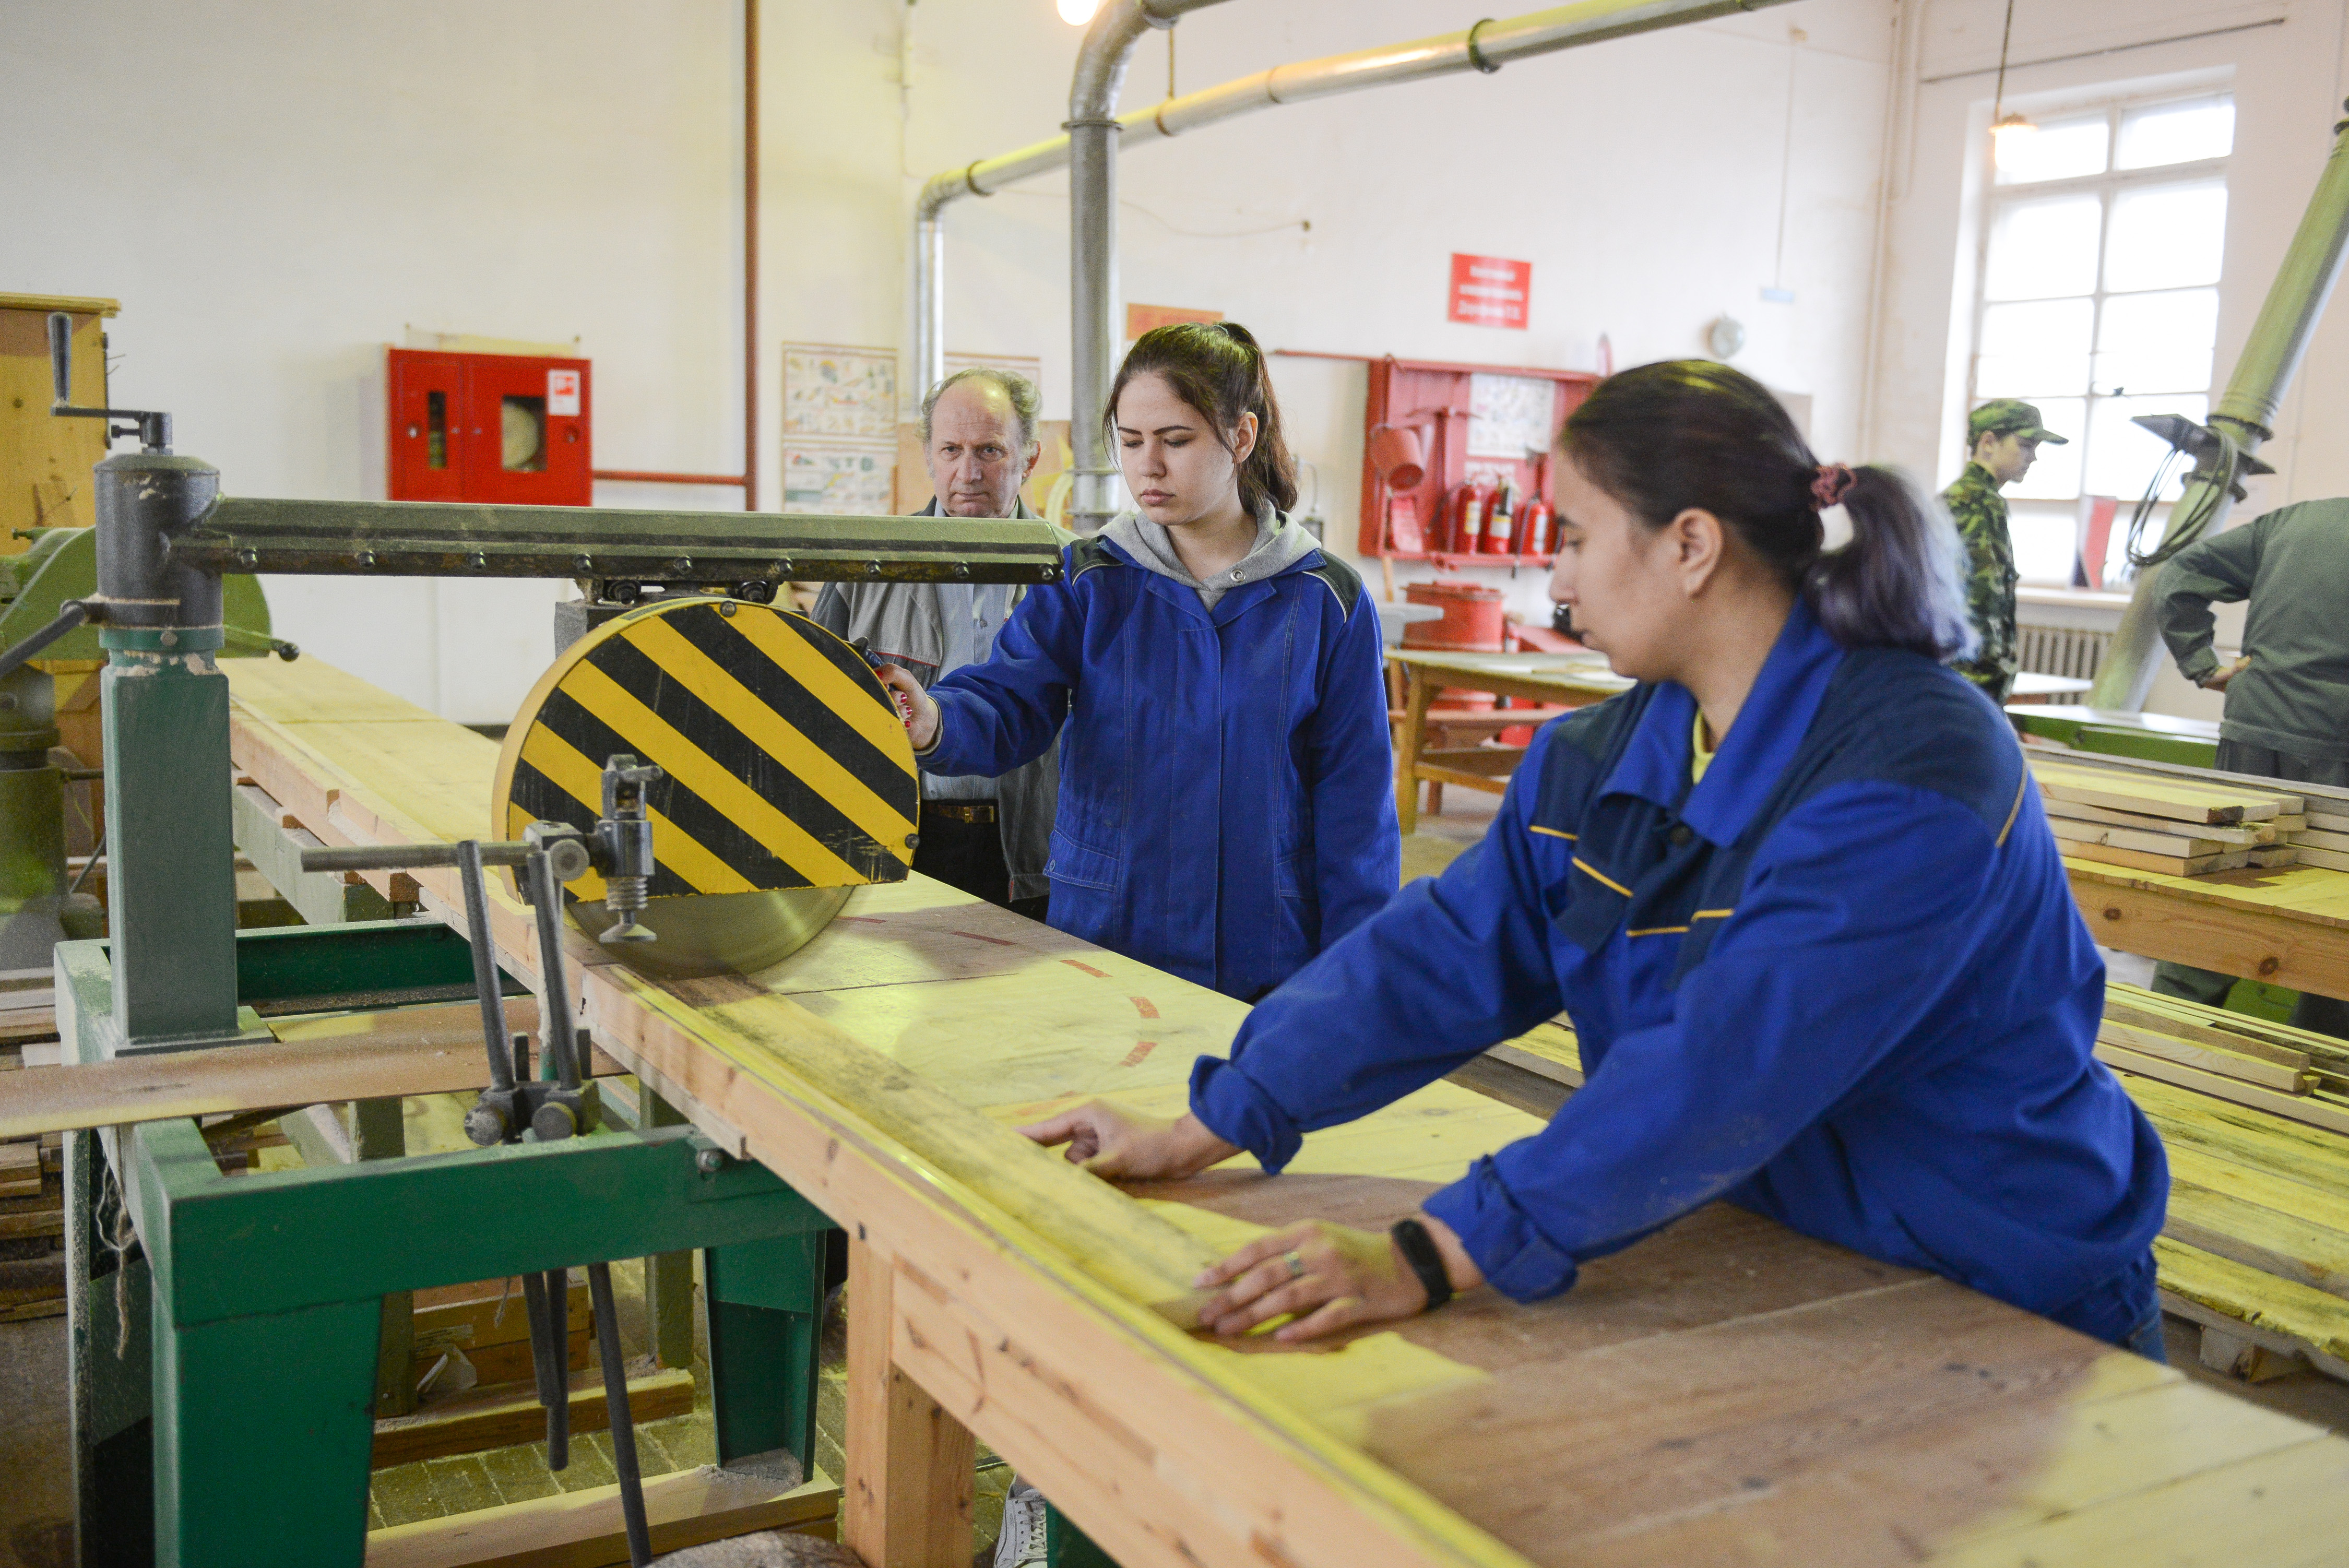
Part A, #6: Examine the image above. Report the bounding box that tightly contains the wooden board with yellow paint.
[221,655,2349,1568]
[0,293,116,542]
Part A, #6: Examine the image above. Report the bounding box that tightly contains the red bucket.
[1403,581,1505,710]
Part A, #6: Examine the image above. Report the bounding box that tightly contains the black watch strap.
[1390,1217,1454,1310]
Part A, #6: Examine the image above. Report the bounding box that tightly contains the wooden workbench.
[1387,648,1629,833]
[217,655,2349,1568]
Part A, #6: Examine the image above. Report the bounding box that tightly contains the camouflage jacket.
[1943,462,2017,702]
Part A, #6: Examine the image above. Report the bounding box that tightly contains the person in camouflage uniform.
[1942,399,2067,703]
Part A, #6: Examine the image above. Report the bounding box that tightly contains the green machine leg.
[153,1296,382,1562]
[67,1126,154,1568]
[100,651,239,1047]
[706,1230,827,1472]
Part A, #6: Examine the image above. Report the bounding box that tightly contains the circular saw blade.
[493,595,918,977]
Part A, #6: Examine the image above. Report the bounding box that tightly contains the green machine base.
[58,921,837,1568]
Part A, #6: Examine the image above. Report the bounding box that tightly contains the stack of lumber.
[2095,982,2349,1135]
[2097,987,2349,1381]
[2029,756,2305,876]
[2286,800,2349,874]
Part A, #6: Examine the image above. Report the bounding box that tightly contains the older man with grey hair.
[813,367,1067,920]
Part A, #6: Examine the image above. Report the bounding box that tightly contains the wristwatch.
[1389,1217,1454,1310]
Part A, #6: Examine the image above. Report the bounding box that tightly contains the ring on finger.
[1283,1250,1306,1280]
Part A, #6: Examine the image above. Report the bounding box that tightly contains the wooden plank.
[2045,797,2284,845]
[2103,994,2319,1068]
[0,1000,645,1142]
[844,1240,974,1568]
[2163,1172,2349,1302]
[363,1464,841,1568]
[2069,877,2349,997]
[2064,839,2247,876]
[370,1367,695,1471]
[2047,815,2241,859]
[2098,1047,2349,1137]
[2157,1238,2349,1373]
[0,1141,40,1197]
[1415,747,1523,778]
[2293,842,2349,874]
[2097,1019,2312,1092]
[2029,762,2283,824]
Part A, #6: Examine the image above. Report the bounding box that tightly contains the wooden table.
[2068,856,2349,998]
[1387,649,1630,833]
[219,656,2349,1568]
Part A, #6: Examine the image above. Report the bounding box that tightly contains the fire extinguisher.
[1480,478,1516,554]
[1448,482,1486,555]
[1520,498,1552,557]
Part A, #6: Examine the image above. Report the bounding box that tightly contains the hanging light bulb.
[1058,0,1103,23]
[1987,0,2035,156]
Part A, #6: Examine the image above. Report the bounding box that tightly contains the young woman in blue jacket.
[1024,360,2170,1356]
[878,324,1399,1001]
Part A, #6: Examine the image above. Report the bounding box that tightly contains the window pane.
[1977,299,2093,396]
[2105,181,2227,292]
[1985,195,2104,300]
[2011,506,2081,586]
[2093,288,2219,394]
[1995,117,2111,184]
[2004,397,2086,499]
[2116,98,2234,170]
[2085,393,2209,498]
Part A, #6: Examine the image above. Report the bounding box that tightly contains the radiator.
[2017,623,2113,683]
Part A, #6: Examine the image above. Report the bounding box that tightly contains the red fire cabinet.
[388,348,592,505]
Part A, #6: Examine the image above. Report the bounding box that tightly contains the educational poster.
[781,439,895,515]
[782,343,897,440]
[1468,371,1557,458]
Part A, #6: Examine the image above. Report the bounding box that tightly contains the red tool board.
[388,348,592,506]
[1358,355,1597,565]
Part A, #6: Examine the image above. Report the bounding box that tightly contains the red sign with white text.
[1449,253,1531,329]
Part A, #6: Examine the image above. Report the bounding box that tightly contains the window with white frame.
[1968,92,2234,583]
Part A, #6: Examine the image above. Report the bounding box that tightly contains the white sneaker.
[993,1478,1047,1568]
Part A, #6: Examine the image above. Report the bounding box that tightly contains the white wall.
[1866,0,2349,719]
[5,0,1895,716]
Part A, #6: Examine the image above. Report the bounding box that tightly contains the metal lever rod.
[0,600,93,683]
[299,841,530,874]
[455,841,517,1096]
[587,1260,655,1566]
[526,847,585,1094]
[519,1267,571,1468]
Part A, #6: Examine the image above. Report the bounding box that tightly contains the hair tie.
[1810,462,1856,511]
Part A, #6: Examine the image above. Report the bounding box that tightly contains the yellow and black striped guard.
[493,596,918,905]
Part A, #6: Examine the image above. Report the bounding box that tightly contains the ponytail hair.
[1107,321,1299,517]
[1560,360,1976,662]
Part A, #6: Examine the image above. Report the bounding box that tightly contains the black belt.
[921,801,999,824]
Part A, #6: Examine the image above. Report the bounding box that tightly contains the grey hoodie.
[1100,500,1321,611]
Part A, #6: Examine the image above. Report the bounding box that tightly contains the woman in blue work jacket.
[877,323,1399,1001]
[1024,361,2170,1355]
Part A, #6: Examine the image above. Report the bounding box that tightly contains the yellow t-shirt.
[1690,711,1716,783]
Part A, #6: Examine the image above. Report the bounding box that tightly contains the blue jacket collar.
[1598,599,1846,845]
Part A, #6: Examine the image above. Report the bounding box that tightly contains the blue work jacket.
[1192,600,2169,1345]
[920,535,1401,1000]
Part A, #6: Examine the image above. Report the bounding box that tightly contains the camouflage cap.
[1967,398,2069,444]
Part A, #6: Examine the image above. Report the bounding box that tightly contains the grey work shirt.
[922,581,1014,801]
[808,499,1070,900]
[2157,498,2349,762]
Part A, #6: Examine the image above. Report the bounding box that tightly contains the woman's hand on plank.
[1017,1102,1236,1181]
[1193,1213,1483,1343]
